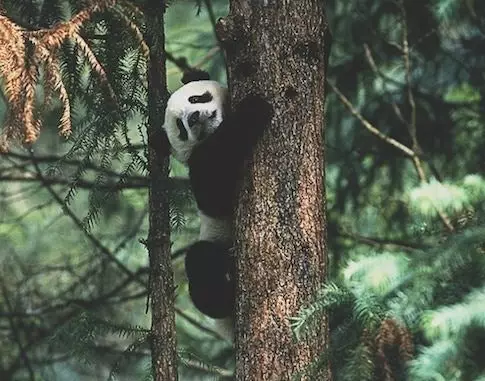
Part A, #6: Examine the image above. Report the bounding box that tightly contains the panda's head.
[163,80,228,163]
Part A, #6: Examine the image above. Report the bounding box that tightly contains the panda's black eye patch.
[188,91,213,104]
[176,118,188,141]
[188,111,200,127]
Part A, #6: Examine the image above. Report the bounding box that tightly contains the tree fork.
[144,1,178,380]
[217,1,332,380]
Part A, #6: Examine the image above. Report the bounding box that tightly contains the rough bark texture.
[217,1,331,380]
[145,3,178,381]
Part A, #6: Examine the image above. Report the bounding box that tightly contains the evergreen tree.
[292,0,485,379]
[1,0,484,379]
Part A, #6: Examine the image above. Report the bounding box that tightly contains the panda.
[163,75,272,320]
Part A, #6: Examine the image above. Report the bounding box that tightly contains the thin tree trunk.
[145,3,178,381]
[217,2,332,380]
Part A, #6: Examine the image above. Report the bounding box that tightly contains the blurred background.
[0,0,484,380]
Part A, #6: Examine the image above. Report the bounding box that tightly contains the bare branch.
[175,307,231,343]
[398,1,454,232]
[0,174,148,189]
[399,0,419,153]
[338,229,429,252]
[363,44,407,126]
[329,81,454,232]
[166,46,220,77]
[203,0,225,66]
[328,81,415,157]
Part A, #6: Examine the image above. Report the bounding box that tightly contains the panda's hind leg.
[185,241,235,319]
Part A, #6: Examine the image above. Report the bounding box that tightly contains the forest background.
[0,0,484,380]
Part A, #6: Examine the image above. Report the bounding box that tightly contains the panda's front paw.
[237,94,273,125]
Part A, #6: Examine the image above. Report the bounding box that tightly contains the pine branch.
[0,0,153,149]
[72,32,116,102]
[28,149,145,287]
[0,174,148,189]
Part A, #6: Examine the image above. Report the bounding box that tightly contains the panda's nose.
[188,111,200,128]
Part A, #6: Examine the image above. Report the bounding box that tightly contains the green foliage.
[0,0,228,380]
[410,287,485,380]
[295,222,485,380]
[1,0,485,380]
[291,282,353,340]
[49,311,149,364]
[309,1,485,376]
[406,175,485,222]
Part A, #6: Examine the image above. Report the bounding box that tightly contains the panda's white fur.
[199,211,232,242]
[163,80,231,244]
[164,80,228,164]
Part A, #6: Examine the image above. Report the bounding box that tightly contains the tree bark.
[144,3,178,381]
[217,2,331,380]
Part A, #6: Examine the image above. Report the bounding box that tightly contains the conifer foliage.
[1,0,485,380]
[0,0,141,150]
[0,1,178,380]
[292,0,485,379]
[0,0,156,231]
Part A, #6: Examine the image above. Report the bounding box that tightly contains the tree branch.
[328,81,415,157]
[338,229,429,252]
[28,149,146,286]
[329,80,455,233]
[0,174,148,189]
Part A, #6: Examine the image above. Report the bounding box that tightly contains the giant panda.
[163,75,272,321]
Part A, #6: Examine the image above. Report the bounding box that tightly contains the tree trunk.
[144,3,178,381]
[217,2,331,380]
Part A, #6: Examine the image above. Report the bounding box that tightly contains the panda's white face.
[163,80,228,164]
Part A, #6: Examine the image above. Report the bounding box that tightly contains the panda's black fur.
[188,94,271,219]
[185,241,234,318]
[163,71,272,319]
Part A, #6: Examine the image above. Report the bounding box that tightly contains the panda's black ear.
[181,69,210,84]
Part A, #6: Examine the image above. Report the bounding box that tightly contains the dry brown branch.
[32,0,116,49]
[42,51,72,137]
[0,15,25,106]
[0,14,27,150]
[110,5,149,58]
[23,62,41,144]
[375,319,414,381]
[0,0,150,150]
[72,32,116,101]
